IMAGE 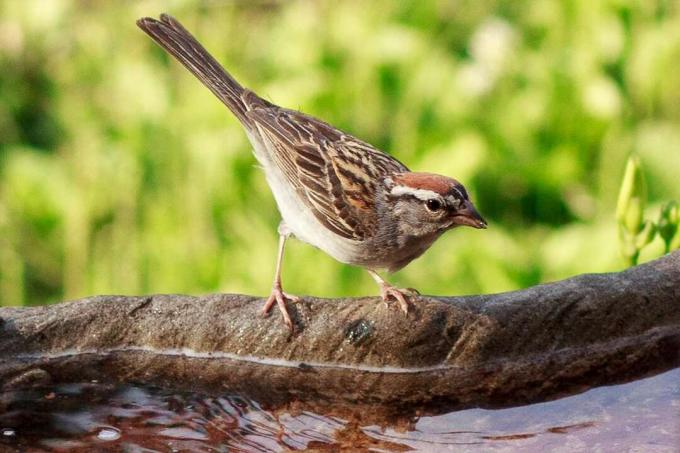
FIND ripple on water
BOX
[0,369,677,451]
[97,428,121,441]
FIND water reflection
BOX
[1,369,678,451]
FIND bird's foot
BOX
[379,284,417,314]
[261,284,300,331]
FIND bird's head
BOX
[383,172,487,237]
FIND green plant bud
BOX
[634,220,656,249]
[657,201,678,252]
[623,198,644,234]
[619,226,638,260]
[671,230,680,251]
[616,156,646,234]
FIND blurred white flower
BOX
[583,76,621,119]
[460,17,518,97]
[0,21,23,55]
[470,17,517,72]
[374,26,421,62]
[596,17,625,62]
[457,63,494,96]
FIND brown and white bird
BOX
[137,14,487,329]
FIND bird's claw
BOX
[284,292,300,303]
[261,285,298,330]
[379,284,413,314]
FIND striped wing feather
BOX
[247,107,408,240]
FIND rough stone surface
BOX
[1,252,679,416]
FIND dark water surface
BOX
[1,368,678,452]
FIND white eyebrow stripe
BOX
[391,185,441,201]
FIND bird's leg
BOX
[367,270,415,314]
[261,225,300,330]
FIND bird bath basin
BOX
[1,254,678,450]
[1,368,678,451]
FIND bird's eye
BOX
[426,199,442,212]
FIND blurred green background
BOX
[1,0,678,307]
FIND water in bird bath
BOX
[1,368,678,451]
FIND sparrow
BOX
[137,14,487,330]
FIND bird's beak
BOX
[453,200,487,229]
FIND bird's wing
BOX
[247,107,409,240]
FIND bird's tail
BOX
[137,14,264,124]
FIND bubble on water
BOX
[97,428,120,441]
[1,428,16,437]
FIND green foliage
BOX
[658,201,679,254]
[616,156,678,265]
[616,156,653,265]
[1,0,679,306]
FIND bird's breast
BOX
[249,139,366,264]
